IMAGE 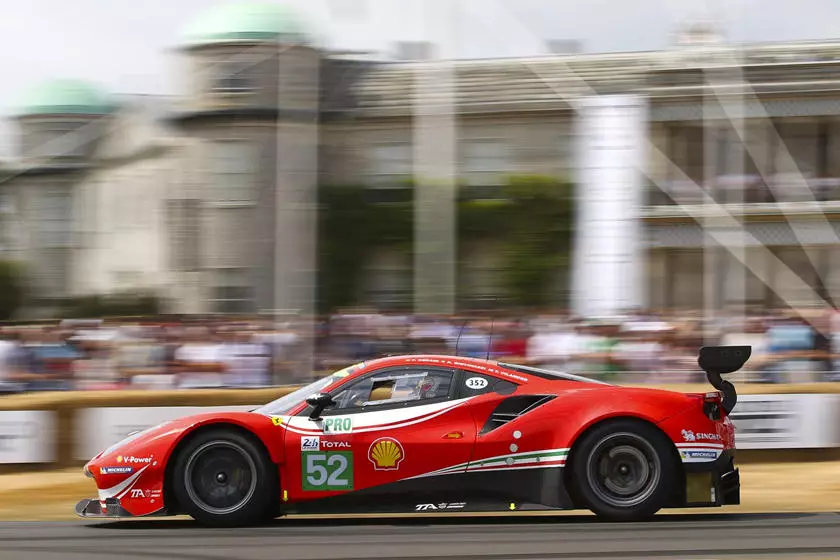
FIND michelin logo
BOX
[683,450,718,459]
[101,466,134,475]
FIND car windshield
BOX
[253,362,365,416]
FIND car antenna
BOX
[485,314,496,361]
[454,319,469,357]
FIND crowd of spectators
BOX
[1,307,838,394]
[318,307,840,385]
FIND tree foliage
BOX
[317,176,575,312]
[0,261,26,320]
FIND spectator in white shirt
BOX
[221,331,271,388]
[174,327,227,389]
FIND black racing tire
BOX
[570,419,677,522]
[172,428,278,527]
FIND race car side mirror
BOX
[306,392,336,421]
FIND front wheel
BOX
[172,429,278,527]
[570,419,677,521]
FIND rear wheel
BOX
[172,428,277,527]
[570,419,676,521]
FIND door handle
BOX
[442,431,464,440]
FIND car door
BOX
[283,366,477,504]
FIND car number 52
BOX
[302,451,354,491]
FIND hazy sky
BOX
[1,0,840,137]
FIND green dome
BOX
[16,79,114,117]
[182,2,307,47]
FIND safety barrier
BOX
[1,383,840,468]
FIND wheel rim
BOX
[585,431,661,508]
[184,440,257,515]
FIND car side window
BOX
[323,367,455,413]
[457,372,518,398]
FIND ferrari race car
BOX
[77,346,749,526]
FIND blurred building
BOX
[2,7,840,316]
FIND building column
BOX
[413,1,457,315]
[571,95,648,318]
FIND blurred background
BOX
[5,5,840,549]
[3,3,840,537]
[0,0,840,394]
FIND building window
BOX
[280,54,314,100]
[166,199,201,271]
[32,123,80,159]
[367,143,412,187]
[462,140,507,187]
[0,190,14,253]
[364,251,411,310]
[210,268,255,313]
[35,189,73,248]
[213,60,254,93]
[556,132,573,178]
[210,141,256,203]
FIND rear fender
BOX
[562,387,696,449]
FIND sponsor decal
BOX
[681,430,721,442]
[301,436,320,451]
[402,357,528,383]
[301,451,354,491]
[415,502,466,511]
[116,455,153,465]
[129,489,162,500]
[301,435,350,451]
[322,417,353,434]
[368,437,405,471]
[465,377,488,390]
[321,440,351,449]
[682,450,718,459]
[100,466,134,475]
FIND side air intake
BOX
[480,395,555,434]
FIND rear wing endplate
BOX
[698,346,751,415]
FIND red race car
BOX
[76,346,748,526]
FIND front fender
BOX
[86,411,285,517]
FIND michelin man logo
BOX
[681,429,696,442]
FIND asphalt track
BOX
[1,512,840,560]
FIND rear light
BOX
[703,391,723,421]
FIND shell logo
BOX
[116,456,123,463]
[368,437,405,471]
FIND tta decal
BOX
[415,502,466,511]
[368,437,404,471]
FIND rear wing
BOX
[698,346,751,415]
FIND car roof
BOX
[348,354,609,386]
